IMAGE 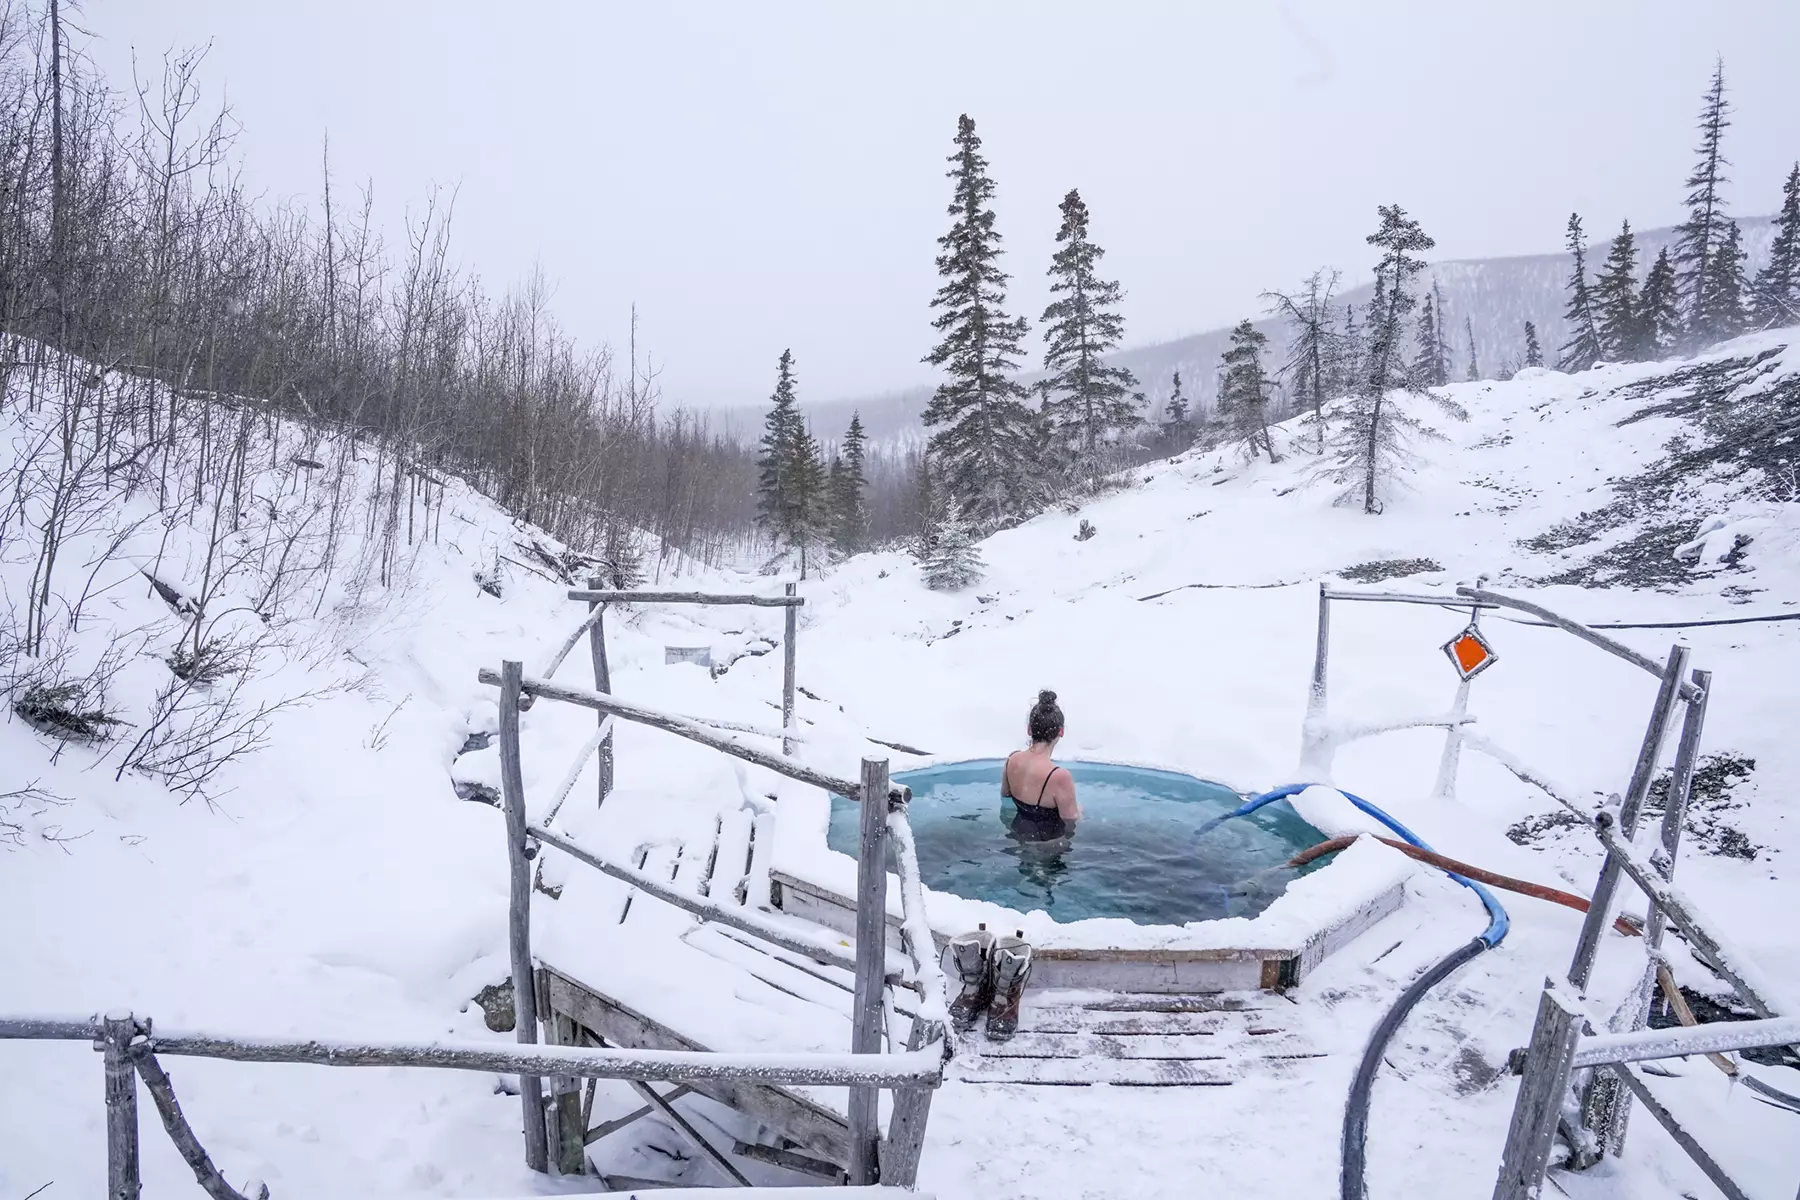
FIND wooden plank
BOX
[1018,1011,1256,1036]
[733,1140,846,1181]
[584,1085,693,1145]
[529,824,909,981]
[567,589,806,607]
[744,812,775,908]
[952,1056,1240,1087]
[103,1013,141,1200]
[497,661,549,1175]
[880,1087,934,1187]
[548,1014,586,1175]
[709,809,754,902]
[847,757,891,1186]
[479,668,861,798]
[539,968,854,1165]
[627,1079,751,1187]
[966,1031,1310,1061]
[1603,1064,1751,1200]
[1063,994,1270,1014]
[1491,980,1584,1200]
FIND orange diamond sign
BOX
[1442,625,1498,681]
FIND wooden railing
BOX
[480,585,947,1188]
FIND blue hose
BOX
[1201,783,1509,1199]
[1203,783,1508,945]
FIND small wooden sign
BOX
[1442,625,1497,681]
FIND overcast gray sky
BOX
[88,2,1800,411]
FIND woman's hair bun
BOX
[1037,689,1057,707]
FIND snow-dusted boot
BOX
[946,924,996,1033]
[984,931,1033,1042]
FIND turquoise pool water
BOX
[826,759,1331,926]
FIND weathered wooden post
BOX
[102,1011,141,1200]
[548,1009,587,1175]
[499,660,550,1173]
[847,755,890,1185]
[585,576,614,805]
[1431,581,1488,803]
[782,582,798,757]
[1588,667,1712,1157]
[1492,981,1584,1200]
[1300,582,1331,774]
[1567,644,1690,994]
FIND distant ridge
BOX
[790,217,1775,450]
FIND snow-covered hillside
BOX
[3,332,1798,1198]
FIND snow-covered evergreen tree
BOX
[921,115,1039,529]
[1699,218,1747,342]
[1676,61,1736,346]
[829,412,869,555]
[1462,316,1479,380]
[1217,319,1278,461]
[789,422,830,576]
[1265,268,1342,453]
[1638,247,1681,359]
[1558,213,1603,371]
[1593,220,1640,361]
[1318,205,1458,515]
[756,349,805,542]
[1159,370,1193,451]
[920,504,984,591]
[1040,188,1139,485]
[1749,162,1800,331]
[1523,321,1544,368]
[1331,302,1363,400]
[1411,290,1449,388]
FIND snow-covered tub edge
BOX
[766,772,1416,993]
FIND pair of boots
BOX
[946,924,1033,1041]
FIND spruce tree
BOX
[1749,163,1800,331]
[788,421,830,576]
[1264,268,1342,453]
[1637,247,1681,360]
[1558,213,1603,371]
[756,349,805,542]
[829,412,870,554]
[1160,370,1193,450]
[1040,188,1140,486]
[1431,281,1452,385]
[921,504,985,591]
[1593,220,1639,361]
[1523,321,1543,368]
[1464,316,1479,380]
[1217,319,1278,461]
[1411,291,1447,388]
[1317,205,1457,514]
[1676,60,1734,345]
[1699,218,1747,341]
[921,115,1039,529]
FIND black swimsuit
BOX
[1007,760,1066,823]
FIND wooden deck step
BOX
[945,990,1320,1087]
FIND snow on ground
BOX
[3,332,1799,1198]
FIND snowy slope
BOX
[4,332,1799,1198]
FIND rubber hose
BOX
[1199,783,1510,1199]
[1340,937,1490,1200]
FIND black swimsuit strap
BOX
[1036,765,1063,805]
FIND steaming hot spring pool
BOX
[826,759,1334,927]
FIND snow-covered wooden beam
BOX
[0,1014,101,1040]
[144,1029,943,1088]
[566,589,805,608]
[477,668,856,797]
[1571,1016,1800,1069]
[1457,586,1703,702]
[527,823,915,985]
[1596,813,1794,1021]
